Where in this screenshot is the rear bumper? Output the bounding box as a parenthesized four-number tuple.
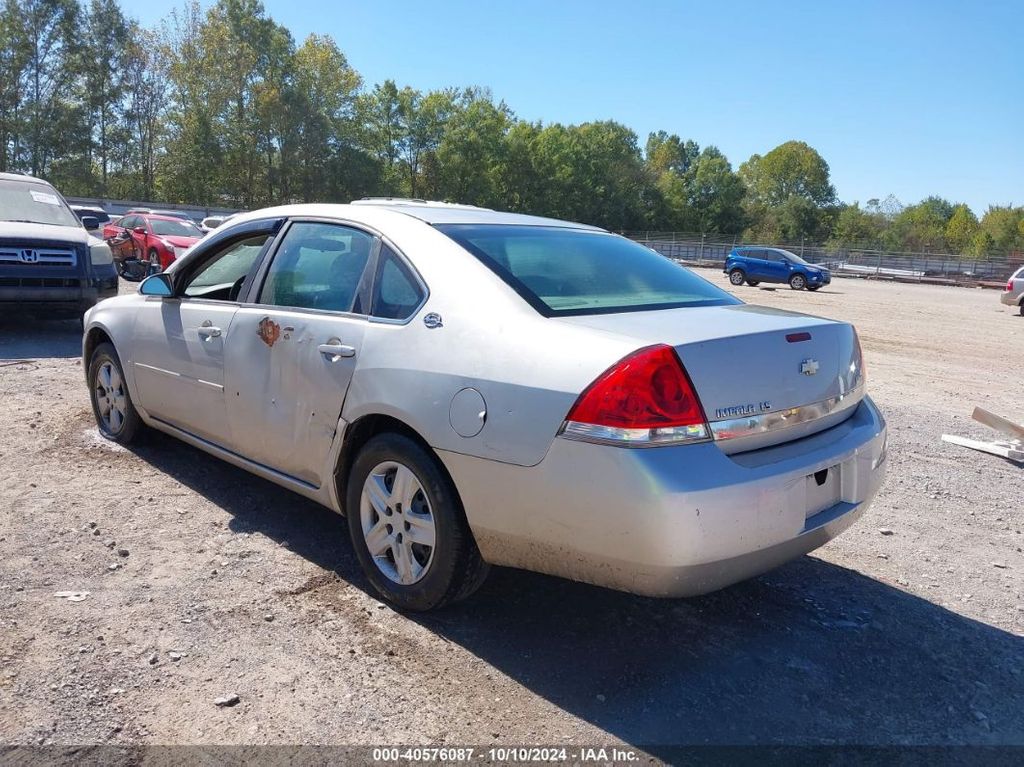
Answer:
(1000, 290, 1021, 306)
(441, 397, 886, 597)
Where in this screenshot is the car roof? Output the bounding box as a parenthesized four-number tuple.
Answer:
(228, 200, 603, 231)
(140, 213, 196, 223)
(0, 171, 54, 186)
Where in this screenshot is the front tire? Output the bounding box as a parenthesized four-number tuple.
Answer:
(789, 273, 807, 290)
(88, 342, 142, 444)
(346, 433, 489, 611)
(728, 268, 746, 286)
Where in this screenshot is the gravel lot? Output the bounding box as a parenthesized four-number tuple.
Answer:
(0, 276, 1021, 754)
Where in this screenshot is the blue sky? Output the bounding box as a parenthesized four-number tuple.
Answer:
(126, 0, 1022, 215)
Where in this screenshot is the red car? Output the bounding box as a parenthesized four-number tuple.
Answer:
(103, 213, 203, 271)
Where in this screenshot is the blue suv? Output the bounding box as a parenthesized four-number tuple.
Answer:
(723, 247, 831, 291)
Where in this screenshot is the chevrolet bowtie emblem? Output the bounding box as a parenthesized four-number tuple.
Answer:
(800, 358, 819, 376)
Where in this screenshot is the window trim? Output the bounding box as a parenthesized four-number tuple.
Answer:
(366, 242, 429, 326)
(438, 225, 735, 318)
(168, 217, 284, 301)
(238, 216, 430, 324)
(243, 217, 381, 320)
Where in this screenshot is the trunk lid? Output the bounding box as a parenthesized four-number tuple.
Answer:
(557, 304, 865, 453)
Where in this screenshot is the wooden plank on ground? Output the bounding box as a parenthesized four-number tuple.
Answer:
(941, 434, 1024, 463)
(972, 407, 1024, 441)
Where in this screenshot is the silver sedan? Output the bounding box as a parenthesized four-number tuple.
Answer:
(83, 201, 887, 610)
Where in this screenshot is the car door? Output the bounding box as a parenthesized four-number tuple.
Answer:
(225, 220, 375, 487)
(131, 217, 150, 257)
(108, 216, 137, 262)
(765, 250, 788, 281)
(130, 232, 274, 446)
(743, 249, 767, 280)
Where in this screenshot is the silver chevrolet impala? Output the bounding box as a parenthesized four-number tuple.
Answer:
(83, 200, 887, 610)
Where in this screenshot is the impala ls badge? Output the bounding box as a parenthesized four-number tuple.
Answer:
(423, 312, 443, 329)
(800, 358, 820, 376)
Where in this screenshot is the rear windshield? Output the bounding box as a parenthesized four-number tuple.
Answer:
(437, 224, 739, 316)
(0, 179, 80, 228)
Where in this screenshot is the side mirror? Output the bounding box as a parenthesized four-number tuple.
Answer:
(133, 226, 146, 235)
(139, 273, 173, 297)
(81, 215, 99, 230)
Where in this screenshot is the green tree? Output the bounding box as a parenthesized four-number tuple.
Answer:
(831, 203, 886, 247)
(686, 146, 745, 233)
(289, 33, 362, 201)
(893, 196, 954, 251)
(359, 79, 404, 194)
(740, 140, 835, 208)
(0, 0, 30, 172)
(979, 206, 1024, 253)
(18, 0, 83, 180)
(944, 204, 979, 255)
(434, 89, 511, 207)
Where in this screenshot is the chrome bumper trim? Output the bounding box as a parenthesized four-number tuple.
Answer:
(710, 384, 865, 442)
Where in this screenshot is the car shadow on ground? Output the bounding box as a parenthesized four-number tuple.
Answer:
(128, 429, 1024, 750)
(0, 315, 82, 359)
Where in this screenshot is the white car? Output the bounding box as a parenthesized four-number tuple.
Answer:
(83, 200, 886, 610)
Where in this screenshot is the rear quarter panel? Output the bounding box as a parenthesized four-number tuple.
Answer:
(341, 220, 639, 468)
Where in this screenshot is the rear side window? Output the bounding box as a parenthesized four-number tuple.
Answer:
(437, 224, 738, 316)
(260, 221, 373, 313)
(371, 246, 424, 320)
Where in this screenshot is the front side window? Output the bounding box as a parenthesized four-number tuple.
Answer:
(371, 246, 425, 320)
(438, 224, 739, 316)
(259, 221, 374, 313)
(777, 249, 809, 265)
(183, 234, 270, 300)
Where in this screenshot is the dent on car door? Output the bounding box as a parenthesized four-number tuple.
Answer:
(130, 233, 271, 445)
(224, 220, 375, 487)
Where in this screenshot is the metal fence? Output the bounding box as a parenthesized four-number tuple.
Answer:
(65, 195, 239, 222)
(623, 232, 1023, 286)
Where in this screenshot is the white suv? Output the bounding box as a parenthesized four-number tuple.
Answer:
(1001, 266, 1024, 315)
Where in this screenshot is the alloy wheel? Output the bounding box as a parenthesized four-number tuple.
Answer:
(359, 461, 436, 585)
(94, 361, 127, 434)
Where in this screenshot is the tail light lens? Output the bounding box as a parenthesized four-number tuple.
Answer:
(1008, 279, 1014, 291)
(852, 328, 867, 386)
(559, 345, 710, 447)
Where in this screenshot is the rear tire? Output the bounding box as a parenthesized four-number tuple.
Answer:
(346, 433, 489, 611)
(745, 279, 760, 287)
(88, 342, 142, 445)
(728, 269, 746, 286)
(1019, 301, 1024, 317)
(789, 274, 807, 290)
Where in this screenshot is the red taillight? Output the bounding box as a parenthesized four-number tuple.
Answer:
(1008, 279, 1015, 292)
(561, 345, 709, 446)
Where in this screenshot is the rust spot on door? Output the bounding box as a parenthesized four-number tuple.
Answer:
(257, 317, 281, 347)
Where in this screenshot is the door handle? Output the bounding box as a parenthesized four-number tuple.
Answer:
(198, 321, 222, 339)
(318, 342, 356, 360)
